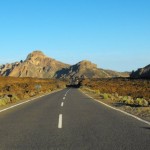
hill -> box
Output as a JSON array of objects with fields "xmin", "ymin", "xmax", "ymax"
[
  {"xmin": 55, "ymin": 60, "xmax": 129, "ymax": 78},
  {"xmin": 130, "ymin": 64, "xmax": 150, "ymax": 79}
]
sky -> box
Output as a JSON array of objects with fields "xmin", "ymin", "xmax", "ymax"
[{"xmin": 0, "ymin": 0, "xmax": 150, "ymax": 71}]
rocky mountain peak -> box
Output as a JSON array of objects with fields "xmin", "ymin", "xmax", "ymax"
[
  {"xmin": 77, "ymin": 60, "xmax": 97, "ymax": 69},
  {"xmin": 0, "ymin": 50, "xmax": 69, "ymax": 78},
  {"xmin": 26, "ymin": 50, "xmax": 46, "ymax": 61}
]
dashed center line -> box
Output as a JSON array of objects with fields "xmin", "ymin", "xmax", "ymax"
[
  {"xmin": 61, "ymin": 102, "xmax": 64, "ymax": 107},
  {"xmin": 65, "ymin": 89, "xmax": 70, "ymax": 96},
  {"xmin": 58, "ymin": 89, "xmax": 70, "ymax": 129},
  {"xmin": 58, "ymin": 114, "xmax": 63, "ymax": 129},
  {"xmin": 63, "ymin": 89, "xmax": 70, "ymax": 99}
]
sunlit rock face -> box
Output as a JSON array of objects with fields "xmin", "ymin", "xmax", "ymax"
[{"xmin": 0, "ymin": 50, "xmax": 69, "ymax": 78}]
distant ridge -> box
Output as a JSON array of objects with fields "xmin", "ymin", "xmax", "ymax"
[
  {"xmin": 130, "ymin": 64, "xmax": 150, "ymax": 79},
  {"xmin": 0, "ymin": 50, "xmax": 129, "ymax": 78},
  {"xmin": 54, "ymin": 60, "xmax": 129, "ymax": 78}
]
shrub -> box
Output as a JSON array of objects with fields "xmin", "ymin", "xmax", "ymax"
[
  {"xmin": 135, "ymin": 98, "xmax": 149, "ymax": 107},
  {"xmin": 122, "ymin": 96, "xmax": 129, "ymax": 102},
  {"xmin": 4, "ymin": 94, "xmax": 20, "ymax": 103},
  {"xmin": 100, "ymin": 93, "xmax": 109, "ymax": 99},
  {"xmin": 10, "ymin": 94, "xmax": 20, "ymax": 102},
  {"xmin": 29, "ymin": 92, "xmax": 36, "ymax": 97},
  {"xmin": 0, "ymin": 96, "xmax": 10, "ymax": 106},
  {"xmin": 114, "ymin": 92, "xmax": 119, "ymax": 98},
  {"xmin": 125, "ymin": 99, "xmax": 134, "ymax": 105},
  {"xmin": 94, "ymin": 90, "xmax": 99, "ymax": 95},
  {"xmin": 35, "ymin": 84, "xmax": 42, "ymax": 92}
]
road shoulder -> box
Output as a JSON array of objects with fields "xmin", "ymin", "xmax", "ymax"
[
  {"xmin": 79, "ymin": 89, "xmax": 150, "ymax": 126},
  {"xmin": 0, "ymin": 89, "xmax": 64, "ymax": 113}
]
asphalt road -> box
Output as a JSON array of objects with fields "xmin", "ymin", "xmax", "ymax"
[{"xmin": 0, "ymin": 88, "xmax": 150, "ymax": 150}]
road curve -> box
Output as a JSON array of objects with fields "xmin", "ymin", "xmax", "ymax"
[{"xmin": 0, "ymin": 88, "xmax": 149, "ymax": 150}]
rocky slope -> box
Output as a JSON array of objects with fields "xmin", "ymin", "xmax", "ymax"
[
  {"xmin": 54, "ymin": 60, "xmax": 129, "ymax": 78},
  {"xmin": 0, "ymin": 51, "xmax": 69, "ymax": 78},
  {"xmin": 130, "ymin": 64, "xmax": 150, "ymax": 79},
  {"xmin": 0, "ymin": 50, "xmax": 129, "ymax": 78}
]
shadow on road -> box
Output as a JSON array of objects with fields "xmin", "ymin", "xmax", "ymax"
[{"xmin": 141, "ymin": 127, "xmax": 150, "ymax": 130}]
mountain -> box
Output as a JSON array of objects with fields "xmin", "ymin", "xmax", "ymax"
[
  {"xmin": 0, "ymin": 51, "xmax": 69, "ymax": 78},
  {"xmin": 130, "ymin": 64, "xmax": 150, "ymax": 79},
  {"xmin": 0, "ymin": 50, "xmax": 129, "ymax": 78},
  {"xmin": 103, "ymin": 70, "xmax": 130, "ymax": 78},
  {"xmin": 54, "ymin": 60, "xmax": 129, "ymax": 78}
]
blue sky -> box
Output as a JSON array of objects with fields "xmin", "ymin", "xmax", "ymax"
[{"xmin": 0, "ymin": 0, "xmax": 150, "ymax": 71}]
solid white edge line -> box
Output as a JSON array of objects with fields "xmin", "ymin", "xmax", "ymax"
[
  {"xmin": 61, "ymin": 102, "xmax": 64, "ymax": 107},
  {"xmin": 82, "ymin": 91, "xmax": 150, "ymax": 126},
  {"xmin": 58, "ymin": 114, "xmax": 63, "ymax": 129},
  {"xmin": 0, "ymin": 89, "xmax": 63, "ymax": 113}
]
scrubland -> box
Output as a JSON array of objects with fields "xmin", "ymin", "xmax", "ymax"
[{"xmin": 0, "ymin": 77, "xmax": 67, "ymax": 107}]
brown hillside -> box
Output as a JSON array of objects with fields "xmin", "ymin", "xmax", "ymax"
[
  {"xmin": 55, "ymin": 60, "xmax": 129, "ymax": 78},
  {"xmin": 0, "ymin": 51, "xmax": 70, "ymax": 78}
]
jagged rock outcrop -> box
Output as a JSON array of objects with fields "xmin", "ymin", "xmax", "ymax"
[
  {"xmin": 130, "ymin": 64, "xmax": 150, "ymax": 79},
  {"xmin": 0, "ymin": 62, "xmax": 21, "ymax": 76}
]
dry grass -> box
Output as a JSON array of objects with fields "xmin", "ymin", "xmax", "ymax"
[
  {"xmin": 81, "ymin": 78, "xmax": 150, "ymax": 101},
  {"xmin": 0, "ymin": 77, "xmax": 67, "ymax": 106}
]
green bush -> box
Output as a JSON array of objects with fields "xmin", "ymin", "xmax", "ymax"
[
  {"xmin": 10, "ymin": 94, "xmax": 19, "ymax": 102},
  {"xmin": 125, "ymin": 99, "xmax": 134, "ymax": 105},
  {"xmin": 100, "ymin": 93, "xmax": 109, "ymax": 99},
  {"xmin": 95, "ymin": 90, "xmax": 100, "ymax": 95},
  {"xmin": 0, "ymin": 97, "xmax": 10, "ymax": 106},
  {"xmin": 135, "ymin": 98, "xmax": 149, "ymax": 107},
  {"xmin": 122, "ymin": 96, "xmax": 129, "ymax": 102}
]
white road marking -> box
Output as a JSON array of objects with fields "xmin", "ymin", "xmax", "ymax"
[
  {"xmin": 0, "ymin": 89, "xmax": 63, "ymax": 113},
  {"xmin": 65, "ymin": 89, "xmax": 70, "ymax": 96},
  {"xmin": 63, "ymin": 89, "xmax": 70, "ymax": 98},
  {"xmin": 82, "ymin": 92, "xmax": 150, "ymax": 126},
  {"xmin": 58, "ymin": 114, "xmax": 63, "ymax": 129},
  {"xmin": 61, "ymin": 102, "xmax": 64, "ymax": 107}
]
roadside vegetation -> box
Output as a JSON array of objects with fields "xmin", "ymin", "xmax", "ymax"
[
  {"xmin": 80, "ymin": 78, "xmax": 150, "ymax": 121},
  {"xmin": 0, "ymin": 77, "xmax": 67, "ymax": 107}
]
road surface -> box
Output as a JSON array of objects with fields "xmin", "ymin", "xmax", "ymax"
[{"xmin": 0, "ymin": 88, "xmax": 150, "ymax": 150}]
